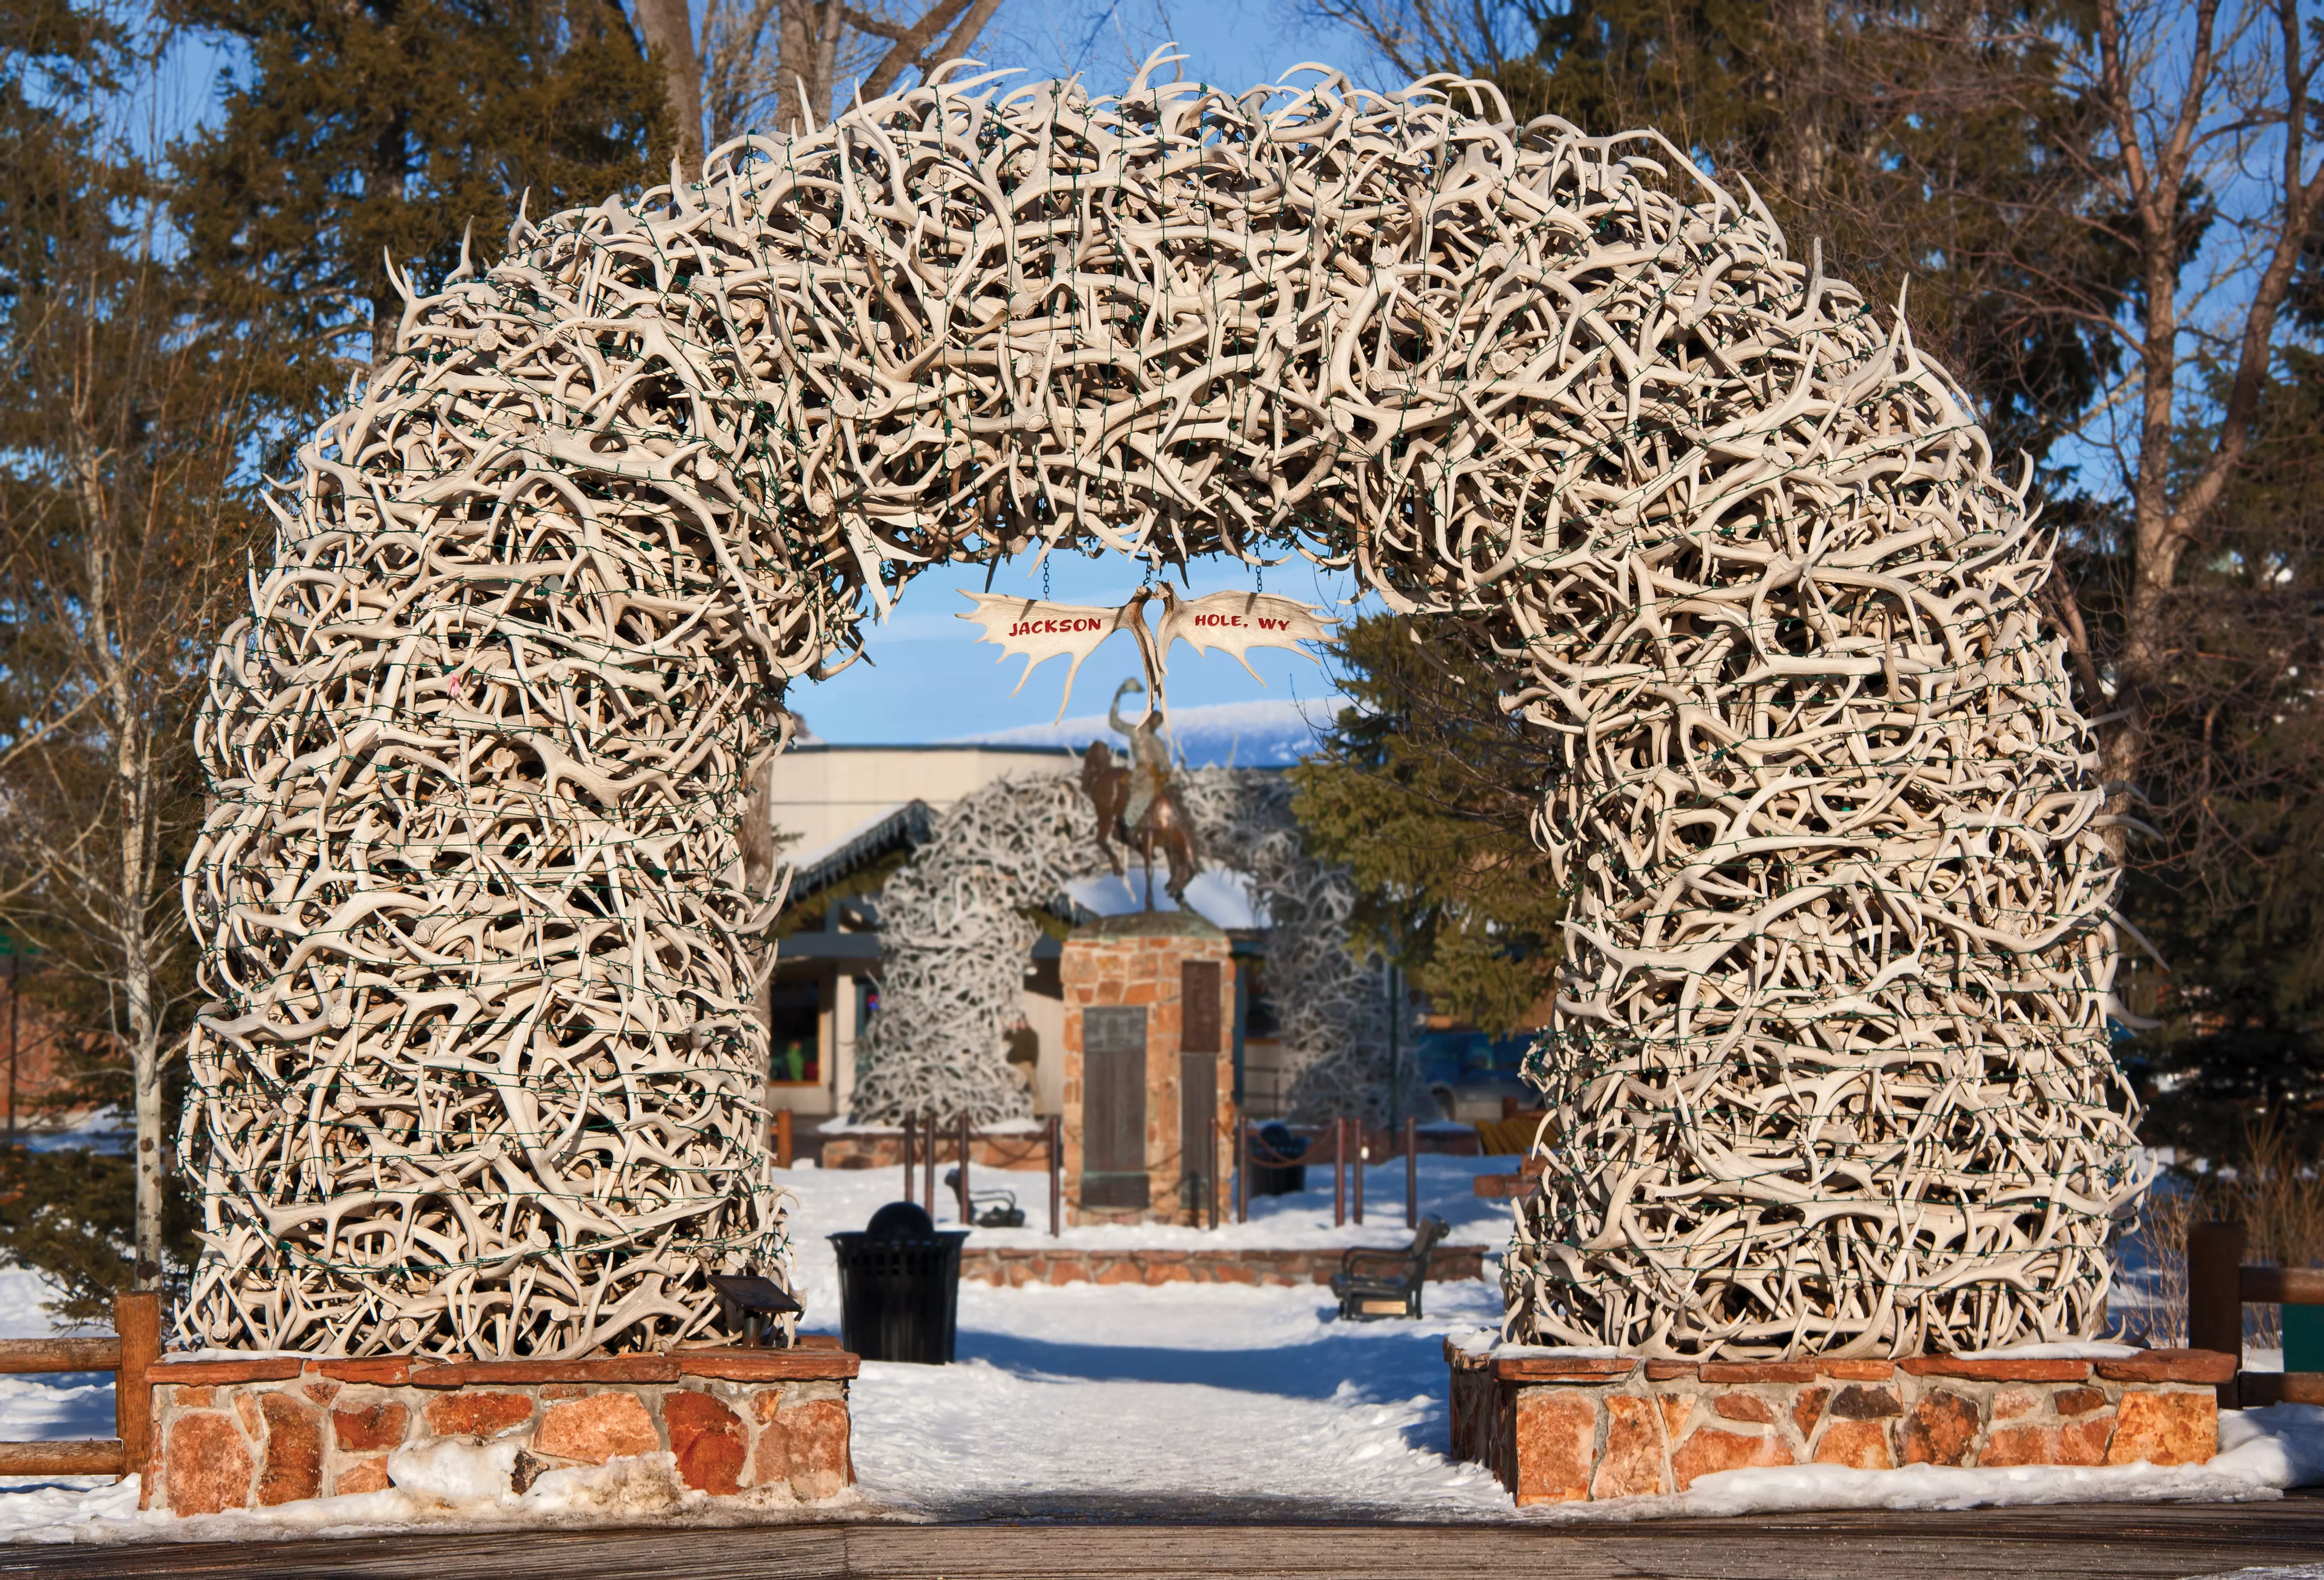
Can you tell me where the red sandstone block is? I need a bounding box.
[1791,1386,1829,1439]
[535,1394,660,1463]
[408,1356,680,1388]
[172,1385,215,1409]
[1992,1386,2044,1422]
[424,1391,536,1438]
[1672,1425,1792,1489]
[1901,1356,2090,1382]
[1899,1389,1979,1465]
[1713,1393,1777,1424]
[2094,1349,2236,1384]
[332,1455,391,1496]
[1591,1396,1669,1499]
[1644,1361,1697,1381]
[677,1349,859,1382]
[2105,1390,2217,1466]
[664,1390,748,1495]
[753,1395,853,1500]
[166,1412,253,1514]
[1820,1361,1896,1381]
[1982,1416,2109,1468]
[1698,1363,1817,1384]
[152,1358,303,1385]
[1512,1390,1596,1504]
[1812,1418,1893,1470]
[2055,1387,2106,1417]
[312,1358,411,1385]
[256,1393,323,1506]
[1492,1356,1638,1382]
[331,1401,408,1453]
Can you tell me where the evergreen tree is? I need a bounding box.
[1291,616,1566,1036]
[0,0,257,1300]
[1498,0,2121,474]
[168,0,674,414]
[2121,349,2324,1161]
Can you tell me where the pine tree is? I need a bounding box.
[168,0,674,414]
[1290,616,1566,1036]
[1499,0,2120,474]
[2121,349,2324,1162]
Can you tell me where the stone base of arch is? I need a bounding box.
[141,1345,858,1514]
[1446,1338,2229,1505]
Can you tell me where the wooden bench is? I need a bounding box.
[1331,1216,1450,1321]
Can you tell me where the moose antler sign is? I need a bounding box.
[956,585,1337,717]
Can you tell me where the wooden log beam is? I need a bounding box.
[0,1439,126,1476]
[0,1339,121,1375]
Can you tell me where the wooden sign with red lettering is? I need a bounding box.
[1156,588,1337,681]
[955,592,1149,719]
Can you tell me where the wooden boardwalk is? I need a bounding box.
[0,1495,2317,1579]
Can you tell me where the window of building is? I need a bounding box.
[769,981,821,1085]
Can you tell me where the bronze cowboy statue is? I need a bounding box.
[1080,677,1200,905]
[1071,588,1199,905]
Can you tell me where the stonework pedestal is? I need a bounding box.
[143,1344,858,1514]
[1447,1340,2234,1506]
[1061,911,1236,1227]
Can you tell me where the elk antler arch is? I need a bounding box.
[182,60,2141,1361]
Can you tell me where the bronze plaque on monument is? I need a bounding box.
[1081,1005,1149,1209]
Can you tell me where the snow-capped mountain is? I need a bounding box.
[947,697,1334,767]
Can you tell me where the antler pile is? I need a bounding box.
[183,56,2139,1359]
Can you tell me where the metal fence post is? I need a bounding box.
[922,1111,937,1211]
[1404,1115,1418,1230]
[956,1114,972,1224]
[1048,1113,1063,1237]
[1333,1118,1347,1228]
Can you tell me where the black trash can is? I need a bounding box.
[828,1201,969,1364]
[1249,1121,1311,1197]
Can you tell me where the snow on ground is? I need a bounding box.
[0,1151,2319,1542]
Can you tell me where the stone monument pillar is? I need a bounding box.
[1060,912,1236,1227]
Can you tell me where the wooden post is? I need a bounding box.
[1333,1118,1347,1228]
[956,1114,972,1225]
[113,1290,159,1488]
[902,1113,916,1206]
[1404,1115,1418,1230]
[1353,1122,1365,1225]
[2189,1221,2247,1398]
[1048,1114,1061,1237]
[775,1108,794,1169]
[922,1111,936,1211]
